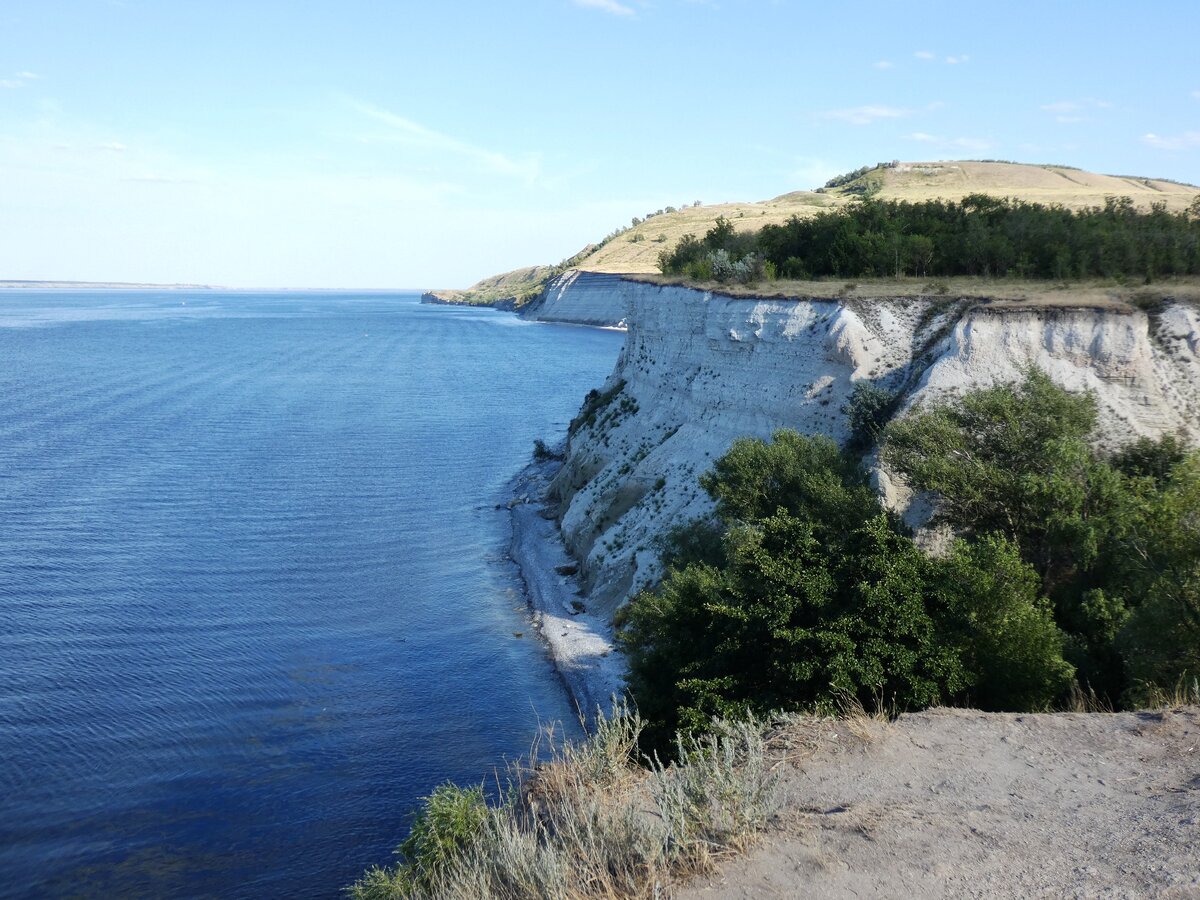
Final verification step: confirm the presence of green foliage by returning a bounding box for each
[659,195,1200,281]
[934,535,1075,710]
[656,217,765,283]
[621,431,1072,746]
[533,438,562,462]
[348,782,489,897]
[885,372,1200,704]
[699,431,874,525]
[843,381,899,450]
[883,370,1101,554]
[568,380,627,437]
[623,374,1200,740]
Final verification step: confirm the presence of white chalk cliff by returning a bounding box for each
[527,273,1200,618]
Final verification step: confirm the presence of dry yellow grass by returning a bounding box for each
[576,161,1200,275]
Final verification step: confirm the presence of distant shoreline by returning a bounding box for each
[0,280,216,290]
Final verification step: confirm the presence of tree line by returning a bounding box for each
[658,195,1200,283]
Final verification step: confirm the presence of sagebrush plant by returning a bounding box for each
[348,704,780,899]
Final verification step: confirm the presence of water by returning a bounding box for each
[0,290,623,898]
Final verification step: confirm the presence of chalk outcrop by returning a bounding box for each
[540,276,1200,617]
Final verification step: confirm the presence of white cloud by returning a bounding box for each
[99,141,127,152]
[873,60,894,69]
[821,105,909,125]
[122,173,200,185]
[1,70,39,88]
[915,51,968,65]
[1192,90,1200,99]
[1142,132,1200,151]
[906,132,993,152]
[952,136,993,152]
[572,0,635,15]
[348,98,541,182]
[1040,98,1110,121]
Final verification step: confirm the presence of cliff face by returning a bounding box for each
[542,277,1200,617]
[520,270,631,326]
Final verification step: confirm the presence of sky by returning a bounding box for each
[2,0,1198,288]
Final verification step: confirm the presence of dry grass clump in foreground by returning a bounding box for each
[348,703,785,900]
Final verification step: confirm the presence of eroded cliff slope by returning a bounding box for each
[544,276,1200,617]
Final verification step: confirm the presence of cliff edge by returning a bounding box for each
[543,276,1200,617]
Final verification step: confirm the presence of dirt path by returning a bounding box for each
[682,707,1200,899]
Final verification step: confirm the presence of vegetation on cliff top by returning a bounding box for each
[658,195,1200,285]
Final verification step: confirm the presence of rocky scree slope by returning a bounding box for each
[543,276,1200,618]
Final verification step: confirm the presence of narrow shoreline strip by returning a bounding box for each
[507,458,627,721]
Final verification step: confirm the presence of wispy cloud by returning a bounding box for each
[99,141,127,152]
[348,99,541,182]
[821,105,909,125]
[1040,98,1111,124]
[122,173,200,185]
[1142,131,1200,151]
[908,132,993,152]
[572,0,636,16]
[1192,89,1200,100]
[0,70,39,89]
[915,51,969,65]
[873,60,894,69]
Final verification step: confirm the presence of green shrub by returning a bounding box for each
[843,381,899,450]
[885,371,1200,704]
[348,783,488,898]
[934,535,1074,710]
[621,432,972,746]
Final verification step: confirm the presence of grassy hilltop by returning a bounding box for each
[579,160,1200,275]
[431,161,1200,305]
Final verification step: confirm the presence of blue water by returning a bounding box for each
[0,291,623,898]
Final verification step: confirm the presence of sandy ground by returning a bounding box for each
[682,707,1200,899]
[508,459,627,722]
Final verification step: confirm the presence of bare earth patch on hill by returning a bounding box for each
[681,707,1200,899]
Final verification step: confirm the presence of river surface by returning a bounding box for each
[0,290,623,898]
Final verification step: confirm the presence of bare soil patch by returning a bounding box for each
[680,707,1200,898]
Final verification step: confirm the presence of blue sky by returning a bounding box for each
[2,0,1197,287]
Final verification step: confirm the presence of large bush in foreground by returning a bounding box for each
[884,371,1200,704]
[620,432,1073,746]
